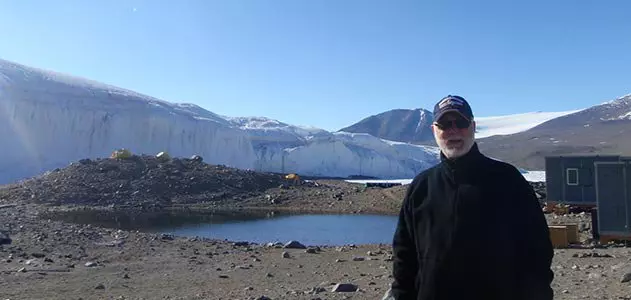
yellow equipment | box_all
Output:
[110,148,132,159]
[284,173,301,185]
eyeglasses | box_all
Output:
[433,118,470,130]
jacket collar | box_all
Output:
[440,142,484,173]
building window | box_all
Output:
[566,168,579,186]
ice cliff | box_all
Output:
[0,59,256,184]
[0,59,440,184]
[228,117,440,178]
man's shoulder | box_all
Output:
[411,163,442,184]
[403,164,441,201]
[480,155,524,179]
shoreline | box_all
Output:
[3,198,631,299]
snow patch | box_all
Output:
[474,110,581,138]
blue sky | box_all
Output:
[1,0,631,131]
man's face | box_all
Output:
[432,112,476,159]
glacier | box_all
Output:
[227,116,440,178]
[0,59,257,184]
[0,59,441,184]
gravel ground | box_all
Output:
[2,156,631,299]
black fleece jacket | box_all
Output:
[391,143,553,300]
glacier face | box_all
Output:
[0,58,441,184]
[227,116,441,178]
[249,131,440,179]
[0,59,257,184]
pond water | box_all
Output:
[42,209,399,246]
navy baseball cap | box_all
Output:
[433,95,474,121]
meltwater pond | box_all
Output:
[43,209,399,246]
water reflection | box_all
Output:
[41,209,282,230]
[41,209,399,246]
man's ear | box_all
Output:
[471,120,476,133]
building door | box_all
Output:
[595,162,628,237]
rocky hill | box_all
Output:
[338,108,434,144]
[0,154,285,209]
[477,95,631,170]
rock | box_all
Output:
[282,252,290,258]
[588,272,602,279]
[308,287,326,294]
[0,232,11,245]
[579,223,589,232]
[331,283,358,292]
[382,287,395,300]
[256,297,271,300]
[621,272,631,283]
[352,256,365,261]
[95,284,105,290]
[305,248,317,254]
[85,261,97,267]
[284,241,306,249]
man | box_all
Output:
[390,95,554,300]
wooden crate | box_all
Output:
[549,225,569,248]
[564,224,579,244]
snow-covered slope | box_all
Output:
[0,59,257,184]
[226,116,328,146]
[474,110,582,138]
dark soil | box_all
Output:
[0,155,286,209]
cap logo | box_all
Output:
[438,97,464,109]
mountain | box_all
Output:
[338,108,434,144]
[339,107,578,144]
[477,95,631,170]
[0,58,440,184]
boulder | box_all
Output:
[0,231,11,245]
[284,240,306,249]
[331,283,358,292]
